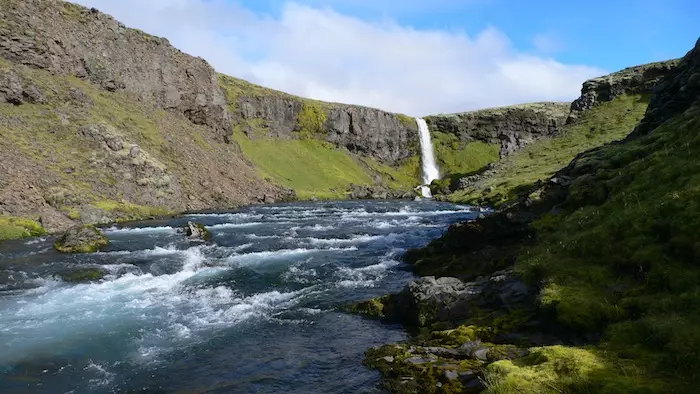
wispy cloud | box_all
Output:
[72,0,604,116]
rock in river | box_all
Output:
[54,225,109,253]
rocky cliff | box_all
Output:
[222,75,419,166]
[568,59,680,122]
[0,0,232,140]
[425,102,571,159]
[0,0,424,238]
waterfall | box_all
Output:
[415,118,440,198]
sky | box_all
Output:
[72,0,698,116]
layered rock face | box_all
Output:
[425,102,571,158]
[0,0,231,140]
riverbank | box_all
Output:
[352,38,700,393]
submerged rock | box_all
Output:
[54,225,109,253]
[58,268,106,282]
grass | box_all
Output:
[0,217,46,241]
[232,131,376,199]
[432,131,500,177]
[512,100,700,391]
[450,94,650,205]
[360,156,421,190]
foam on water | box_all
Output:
[0,199,479,393]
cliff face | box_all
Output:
[0,0,232,140]
[425,102,571,159]
[224,76,419,166]
[0,0,423,236]
[568,59,679,122]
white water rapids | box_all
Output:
[416,118,440,198]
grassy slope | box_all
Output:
[232,133,373,199]
[498,100,700,393]
[432,131,500,177]
[220,75,421,199]
[450,94,650,205]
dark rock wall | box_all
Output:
[425,103,571,158]
[0,0,232,140]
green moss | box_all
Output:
[484,346,661,394]
[297,101,328,138]
[58,268,105,282]
[433,132,500,177]
[60,2,90,22]
[451,94,650,205]
[54,225,109,254]
[93,200,172,223]
[345,296,390,318]
[397,114,418,129]
[66,208,81,220]
[232,131,375,199]
[192,131,211,150]
[0,217,47,241]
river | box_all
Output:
[0,200,480,393]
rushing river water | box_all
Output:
[0,200,480,393]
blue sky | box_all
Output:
[246,0,698,69]
[75,0,698,115]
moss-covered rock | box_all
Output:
[58,268,106,282]
[54,225,109,253]
[182,221,211,241]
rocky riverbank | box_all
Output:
[350,38,700,393]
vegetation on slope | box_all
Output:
[507,100,700,392]
[449,94,650,205]
[219,73,421,199]
[0,217,46,241]
[0,53,279,241]
[233,132,374,199]
[432,132,500,177]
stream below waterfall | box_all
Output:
[0,200,480,393]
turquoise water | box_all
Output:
[0,200,479,393]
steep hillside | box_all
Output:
[358,38,700,393]
[0,0,423,238]
[434,59,678,206]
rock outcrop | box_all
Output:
[352,270,531,327]
[223,76,420,166]
[54,225,109,253]
[425,102,571,159]
[568,59,679,123]
[181,221,211,241]
[0,0,231,140]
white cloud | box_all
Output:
[71,0,604,116]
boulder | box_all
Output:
[365,271,531,327]
[54,225,109,253]
[182,221,210,241]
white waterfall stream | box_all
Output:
[416,118,440,198]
